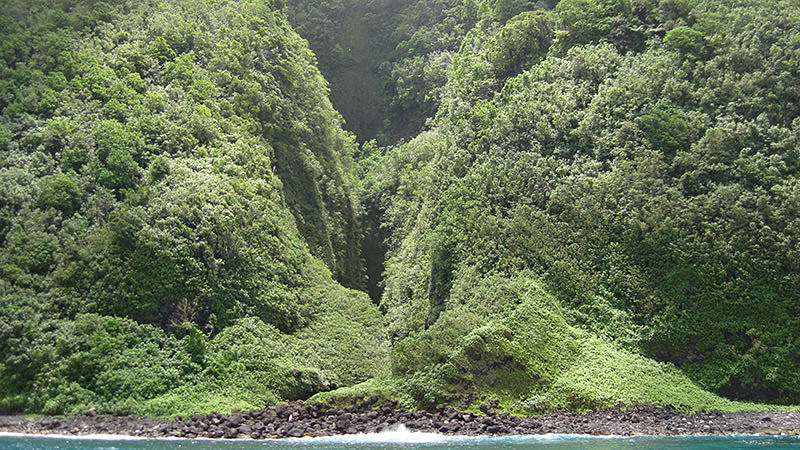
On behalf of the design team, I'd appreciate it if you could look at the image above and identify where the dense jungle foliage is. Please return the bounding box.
[0,0,384,415]
[359,0,800,410]
[287,0,557,142]
[1,0,799,417]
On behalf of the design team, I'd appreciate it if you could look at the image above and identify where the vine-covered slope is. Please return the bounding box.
[2,0,799,417]
[364,0,800,410]
[0,0,383,415]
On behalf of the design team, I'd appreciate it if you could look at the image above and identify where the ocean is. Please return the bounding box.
[1,428,799,449]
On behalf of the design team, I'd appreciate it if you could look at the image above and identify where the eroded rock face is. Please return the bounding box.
[1,400,799,439]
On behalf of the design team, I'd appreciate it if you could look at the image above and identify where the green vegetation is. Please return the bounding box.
[287,0,548,143]
[2,0,799,418]
[366,0,800,410]
[0,0,383,415]
[385,272,741,413]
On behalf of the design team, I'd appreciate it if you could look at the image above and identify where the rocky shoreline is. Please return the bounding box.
[1,399,799,440]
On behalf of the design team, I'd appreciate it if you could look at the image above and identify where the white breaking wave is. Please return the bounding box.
[289,425,629,445]
[0,427,632,444]
[292,424,468,444]
[0,431,147,440]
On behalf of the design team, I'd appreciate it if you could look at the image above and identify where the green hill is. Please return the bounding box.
[0,0,383,415]
[362,0,800,410]
[1,0,799,417]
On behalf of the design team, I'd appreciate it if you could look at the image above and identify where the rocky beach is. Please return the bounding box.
[1,399,798,440]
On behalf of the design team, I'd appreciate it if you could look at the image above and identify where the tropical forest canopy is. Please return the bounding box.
[1,0,798,417]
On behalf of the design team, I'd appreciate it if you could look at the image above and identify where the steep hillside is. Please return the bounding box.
[365,0,800,410]
[2,0,799,419]
[289,0,558,298]
[287,0,392,141]
[288,0,556,143]
[0,0,383,415]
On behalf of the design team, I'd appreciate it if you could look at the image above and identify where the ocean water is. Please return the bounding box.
[1,428,799,449]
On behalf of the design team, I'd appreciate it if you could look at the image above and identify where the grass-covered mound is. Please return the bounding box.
[0,0,384,415]
[319,272,740,414]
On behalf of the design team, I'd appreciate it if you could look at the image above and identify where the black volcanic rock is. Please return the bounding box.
[1,403,799,440]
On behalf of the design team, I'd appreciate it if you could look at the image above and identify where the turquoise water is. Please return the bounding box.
[1,432,800,449]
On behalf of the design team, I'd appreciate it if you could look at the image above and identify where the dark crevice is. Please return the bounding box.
[361,204,388,304]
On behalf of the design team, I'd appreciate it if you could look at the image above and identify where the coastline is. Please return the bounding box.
[1,401,798,440]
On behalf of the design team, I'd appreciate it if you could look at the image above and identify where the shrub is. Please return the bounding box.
[37,173,81,216]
